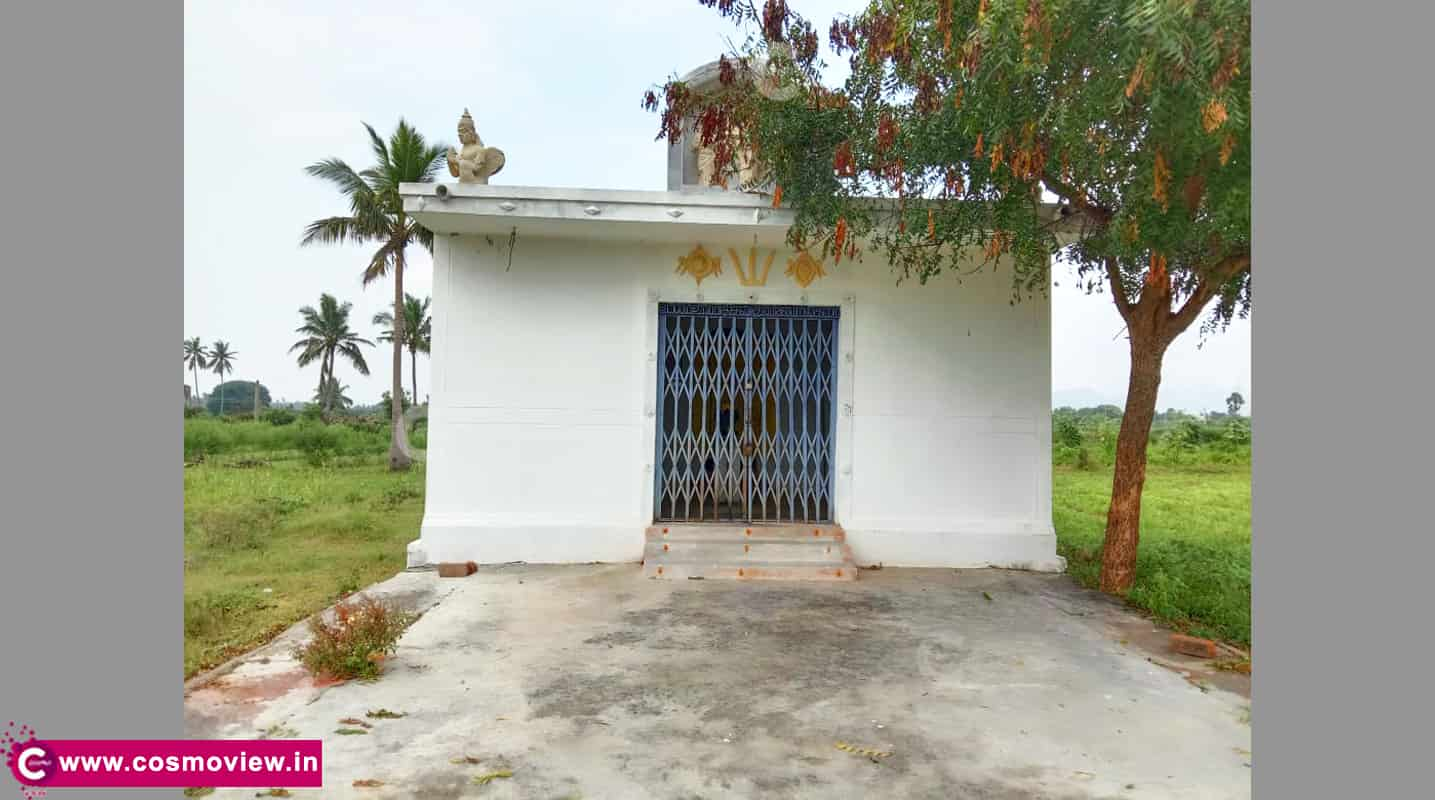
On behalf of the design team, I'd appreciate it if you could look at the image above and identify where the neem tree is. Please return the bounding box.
[645,0,1250,593]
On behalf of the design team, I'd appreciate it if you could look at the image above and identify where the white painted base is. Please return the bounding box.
[408,521,1065,573]
[845,528,1067,572]
[411,520,644,567]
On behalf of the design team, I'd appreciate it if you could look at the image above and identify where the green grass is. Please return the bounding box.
[183,453,424,678]
[1053,464,1251,647]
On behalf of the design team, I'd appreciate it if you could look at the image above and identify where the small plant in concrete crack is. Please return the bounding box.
[472,769,514,785]
[257,724,299,740]
[366,708,407,719]
[294,594,414,681]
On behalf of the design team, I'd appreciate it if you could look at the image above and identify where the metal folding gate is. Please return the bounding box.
[654,302,839,523]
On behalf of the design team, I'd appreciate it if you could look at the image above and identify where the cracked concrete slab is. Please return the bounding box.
[184,566,1251,799]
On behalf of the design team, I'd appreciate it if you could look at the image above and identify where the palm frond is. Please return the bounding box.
[363,122,392,174]
[303,158,373,203]
[301,216,375,248]
[362,238,403,285]
[336,341,372,376]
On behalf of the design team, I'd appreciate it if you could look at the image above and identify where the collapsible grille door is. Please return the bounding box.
[654,302,838,523]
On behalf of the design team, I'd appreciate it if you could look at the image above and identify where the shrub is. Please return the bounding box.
[293,421,340,466]
[301,404,325,422]
[184,406,205,419]
[293,595,414,681]
[1054,416,1082,449]
[262,408,297,426]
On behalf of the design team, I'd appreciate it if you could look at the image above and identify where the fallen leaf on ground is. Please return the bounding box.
[835,741,892,759]
[366,708,407,719]
[335,728,368,736]
[450,755,482,765]
[1212,658,1252,674]
[182,789,215,798]
[353,779,385,788]
[255,790,291,798]
[472,769,514,785]
[338,718,372,728]
[982,591,993,602]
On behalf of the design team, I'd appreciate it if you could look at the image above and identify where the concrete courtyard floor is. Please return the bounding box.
[185,565,1251,799]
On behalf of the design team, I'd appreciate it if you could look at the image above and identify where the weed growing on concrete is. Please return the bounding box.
[295,594,414,681]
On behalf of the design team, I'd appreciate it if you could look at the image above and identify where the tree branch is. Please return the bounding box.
[1164,252,1251,341]
[1104,257,1134,322]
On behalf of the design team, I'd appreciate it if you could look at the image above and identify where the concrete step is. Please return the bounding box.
[642,559,856,581]
[641,523,856,581]
[646,538,848,563]
[646,524,846,542]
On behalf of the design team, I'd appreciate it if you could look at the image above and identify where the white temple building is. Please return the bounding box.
[399,63,1064,579]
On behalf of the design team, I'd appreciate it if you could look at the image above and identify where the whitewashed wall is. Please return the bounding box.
[412,231,1061,571]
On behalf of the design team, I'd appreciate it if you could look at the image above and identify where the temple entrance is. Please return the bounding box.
[653,302,839,523]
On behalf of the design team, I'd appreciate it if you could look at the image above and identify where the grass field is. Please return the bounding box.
[184,439,1250,677]
[1053,464,1251,647]
[183,453,424,677]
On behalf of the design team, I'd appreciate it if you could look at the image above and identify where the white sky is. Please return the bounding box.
[184,0,1250,414]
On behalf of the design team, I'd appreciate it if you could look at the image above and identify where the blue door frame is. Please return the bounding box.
[653,302,839,523]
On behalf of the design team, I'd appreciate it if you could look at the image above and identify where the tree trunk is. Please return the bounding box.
[218,372,225,415]
[410,347,418,411]
[388,234,413,471]
[1099,335,1166,594]
[192,366,201,408]
[319,349,333,415]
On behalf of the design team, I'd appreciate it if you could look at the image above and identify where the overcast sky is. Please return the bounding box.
[184,0,1250,414]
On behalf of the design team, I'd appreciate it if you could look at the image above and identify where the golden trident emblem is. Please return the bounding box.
[728,247,777,287]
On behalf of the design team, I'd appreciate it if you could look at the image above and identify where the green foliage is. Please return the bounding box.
[1052,407,1249,467]
[262,407,297,426]
[206,380,270,417]
[184,405,205,419]
[294,420,341,466]
[293,594,414,681]
[1054,415,1082,449]
[652,1,1251,329]
[183,417,393,461]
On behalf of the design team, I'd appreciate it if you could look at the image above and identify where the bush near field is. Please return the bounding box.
[184,413,427,462]
[1052,406,1250,469]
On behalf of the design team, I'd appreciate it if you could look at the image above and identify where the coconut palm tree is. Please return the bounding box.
[183,337,209,407]
[301,120,446,471]
[373,293,432,407]
[290,293,373,413]
[313,376,353,411]
[209,341,237,414]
